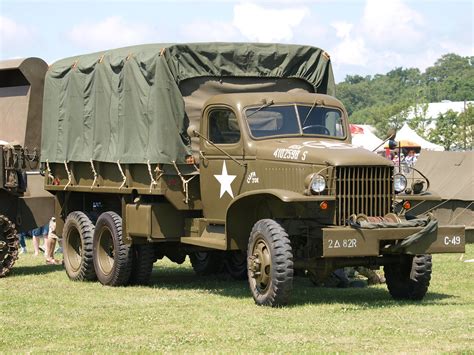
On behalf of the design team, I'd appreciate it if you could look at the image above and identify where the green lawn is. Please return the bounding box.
[1,244,473,353]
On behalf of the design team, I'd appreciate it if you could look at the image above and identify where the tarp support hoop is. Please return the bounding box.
[116,160,127,189]
[90,159,98,189]
[64,161,72,190]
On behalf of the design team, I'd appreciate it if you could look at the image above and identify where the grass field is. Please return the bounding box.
[1,243,473,353]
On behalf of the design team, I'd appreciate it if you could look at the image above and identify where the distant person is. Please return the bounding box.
[31,223,48,256]
[405,149,417,166]
[392,152,399,165]
[45,217,60,265]
[18,232,29,254]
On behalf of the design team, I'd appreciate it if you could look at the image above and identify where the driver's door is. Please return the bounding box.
[199,106,246,221]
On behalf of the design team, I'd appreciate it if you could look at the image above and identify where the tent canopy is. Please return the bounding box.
[415,151,473,201]
[394,123,444,151]
[350,124,383,151]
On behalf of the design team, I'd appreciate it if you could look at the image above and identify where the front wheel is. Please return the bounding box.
[247,219,293,307]
[384,254,432,300]
[93,212,132,286]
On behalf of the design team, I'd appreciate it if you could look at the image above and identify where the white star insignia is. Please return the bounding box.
[214,161,236,198]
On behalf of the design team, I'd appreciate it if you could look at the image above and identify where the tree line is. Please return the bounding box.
[336,53,474,150]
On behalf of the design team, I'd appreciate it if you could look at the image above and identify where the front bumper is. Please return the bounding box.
[322,225,465,257]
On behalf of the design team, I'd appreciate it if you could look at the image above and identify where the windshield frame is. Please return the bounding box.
[244,102,347,141]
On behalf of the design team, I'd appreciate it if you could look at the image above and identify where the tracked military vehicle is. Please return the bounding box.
[0,58,53,277]
[41,43,465,306]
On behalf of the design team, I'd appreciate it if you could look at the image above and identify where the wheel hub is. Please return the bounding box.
[248,238,271,290]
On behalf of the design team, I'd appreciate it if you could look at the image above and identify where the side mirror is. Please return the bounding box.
[388,140,398,150]
[187,125,199,138]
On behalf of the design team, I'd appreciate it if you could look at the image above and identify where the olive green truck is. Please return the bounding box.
[41,43,465,306]
[1,58,54,277]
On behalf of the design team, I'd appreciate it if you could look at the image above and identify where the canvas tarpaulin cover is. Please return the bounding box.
[41,43,335,164]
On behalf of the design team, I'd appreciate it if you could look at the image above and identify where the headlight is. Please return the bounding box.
[394,173,407,193]
[310,174,326,194]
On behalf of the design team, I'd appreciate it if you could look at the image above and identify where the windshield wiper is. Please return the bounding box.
[302,97,318,126]
[247,100,274,118]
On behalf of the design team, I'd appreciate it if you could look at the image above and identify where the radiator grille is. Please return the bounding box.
[336,166,393,225]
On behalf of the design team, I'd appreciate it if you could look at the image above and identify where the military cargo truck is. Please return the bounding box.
[41,43,465,306]
[1,58,53,277]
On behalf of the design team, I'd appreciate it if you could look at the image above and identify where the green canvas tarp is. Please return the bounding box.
[41,43,335,164]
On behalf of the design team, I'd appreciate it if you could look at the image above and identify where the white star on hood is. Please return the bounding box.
[214,161,236,198]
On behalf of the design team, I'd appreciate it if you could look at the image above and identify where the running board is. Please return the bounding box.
[181,224,227,250]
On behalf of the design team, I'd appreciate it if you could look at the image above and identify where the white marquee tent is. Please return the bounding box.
[395,123,444,151]
[350,124,384,151]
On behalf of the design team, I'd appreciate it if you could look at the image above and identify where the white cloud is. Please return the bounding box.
[331,21,353,40]
[233,2,309,42]
[67,17,156,51]
[328,21,368,67]
[362,0,425,49]
[440,41,474,57]
[180,21,239,42]
[0,16,34,49]
[331,37,369,67]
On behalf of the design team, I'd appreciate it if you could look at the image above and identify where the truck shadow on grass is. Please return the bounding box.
[10,263,63,276]
[147,265,456,307]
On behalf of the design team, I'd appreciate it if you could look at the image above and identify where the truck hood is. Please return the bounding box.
[253,138,392,166]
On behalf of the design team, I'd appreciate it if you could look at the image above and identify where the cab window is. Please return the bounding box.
[208,109,240,144]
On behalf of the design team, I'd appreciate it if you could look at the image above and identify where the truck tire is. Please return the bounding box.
[129,243,155,285]
[93,212,132,286]
[247,219,294,307]
[0,215,18,278]
[189,251,224,276]
[224,251,248,280]
[384,254,432,300]
[63,211,96,281]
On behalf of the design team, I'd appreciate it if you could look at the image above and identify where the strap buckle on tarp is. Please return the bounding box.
[348,213,438,252]
[147,160,163,193]
[116,160,127,189]
[64,161,72,190]
[171,160,198,204]
[90,159,98,189]
[45,159,55,184]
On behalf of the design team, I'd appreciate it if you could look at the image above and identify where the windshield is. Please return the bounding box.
[245,104,345,139]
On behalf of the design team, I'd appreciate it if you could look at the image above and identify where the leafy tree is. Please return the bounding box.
[336,52,474,149]
[428,110,460,151]
[407,102,431,136]
[457,104,474,150]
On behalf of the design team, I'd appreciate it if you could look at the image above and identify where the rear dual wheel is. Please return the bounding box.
[93,211,132,286]
[63,211,96,281]
[189,250,248,280]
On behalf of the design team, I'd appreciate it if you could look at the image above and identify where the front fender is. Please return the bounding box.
[226,189,335,250]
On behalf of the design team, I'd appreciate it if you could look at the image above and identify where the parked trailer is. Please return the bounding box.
[41,43,464,306]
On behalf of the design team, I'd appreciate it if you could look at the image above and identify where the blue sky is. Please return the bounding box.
[1,0,472,82]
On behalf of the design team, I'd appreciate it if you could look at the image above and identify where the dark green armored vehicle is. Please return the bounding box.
[1,58,53,277]
[41,43,465,306]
